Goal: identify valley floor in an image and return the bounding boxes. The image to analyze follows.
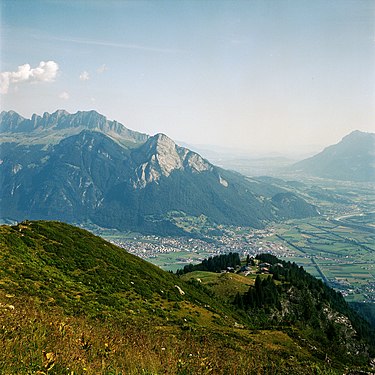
[92,179,375,305]
[95,212,374,305]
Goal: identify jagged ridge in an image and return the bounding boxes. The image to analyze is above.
[0,110,318,233]
[0,109,149,145]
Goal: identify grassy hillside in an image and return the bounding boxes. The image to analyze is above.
[0,221,371,374]
[181,271,255,302]
[180,255,375,369]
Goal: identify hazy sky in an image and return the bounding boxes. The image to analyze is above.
[1,0,374,154]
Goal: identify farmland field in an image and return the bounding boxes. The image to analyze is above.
[266,177,375,303]
[91,178,375,304]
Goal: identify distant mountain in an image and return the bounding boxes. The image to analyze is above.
[293,130,375,182]
[0,110,318,233]
[0,109,148,146]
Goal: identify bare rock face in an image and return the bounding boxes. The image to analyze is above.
[184,152,212,173]
[133,161,161,188]
[132,133,212,188]
[0,109,148,145]
[219,175,229,187]
[153,134,183,176]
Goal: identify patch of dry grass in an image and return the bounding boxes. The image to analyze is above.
[0,292,341,375]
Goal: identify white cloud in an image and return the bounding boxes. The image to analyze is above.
[0,73,11,94]
[59,91,70,100]
[97,64,108,73]
[79,71,90,81]
[0,60,59,94]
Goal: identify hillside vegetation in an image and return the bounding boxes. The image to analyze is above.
[0,221,373,374]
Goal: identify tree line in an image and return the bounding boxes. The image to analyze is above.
[234,253,375,362]
[176,252,241,275]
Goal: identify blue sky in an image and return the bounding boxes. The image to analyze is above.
[1,0,374,154]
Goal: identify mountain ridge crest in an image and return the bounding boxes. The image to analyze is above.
[293,130,375,182]
[0,109,149,145]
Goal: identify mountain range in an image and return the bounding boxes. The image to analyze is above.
[293,130,375,182]
[0,110,317,233]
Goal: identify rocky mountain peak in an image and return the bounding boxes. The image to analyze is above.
[0,110,25,131]
[149,133,176,153]
[131,133,214,189]
[40,109,69,124]
[132,134,183,187]
[40,109,108,131]
[51,109,70,118]
[0,110,23,119]
[0,109,149,145]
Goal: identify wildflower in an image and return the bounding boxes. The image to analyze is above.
[42,350,56,371]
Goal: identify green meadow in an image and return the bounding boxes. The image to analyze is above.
[273,214,375,302]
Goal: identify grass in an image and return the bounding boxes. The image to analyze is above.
[181,271,256,302]
[0,221,366,374]
[0,290,342,375]
[272,216,375,301]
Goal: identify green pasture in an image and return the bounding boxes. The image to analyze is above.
[273,214,375,302]
[151,250,216,272]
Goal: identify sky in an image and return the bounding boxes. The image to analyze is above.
[1,0,374,155]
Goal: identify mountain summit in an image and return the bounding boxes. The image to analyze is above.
[0,110,318,233]
[132,133,213,188]
[0,109,148,145]
[293,130,375,182]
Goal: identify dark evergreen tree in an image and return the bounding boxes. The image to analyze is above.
[176,252,241,275]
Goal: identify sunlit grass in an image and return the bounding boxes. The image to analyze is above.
[0,221,360,374]
[0,292,342,374]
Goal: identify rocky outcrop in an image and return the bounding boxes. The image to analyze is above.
[0,109,149,145]
[132,133,213,188]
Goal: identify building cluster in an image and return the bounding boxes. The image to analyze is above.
[108,224,374,302]
[110,226,296,263]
